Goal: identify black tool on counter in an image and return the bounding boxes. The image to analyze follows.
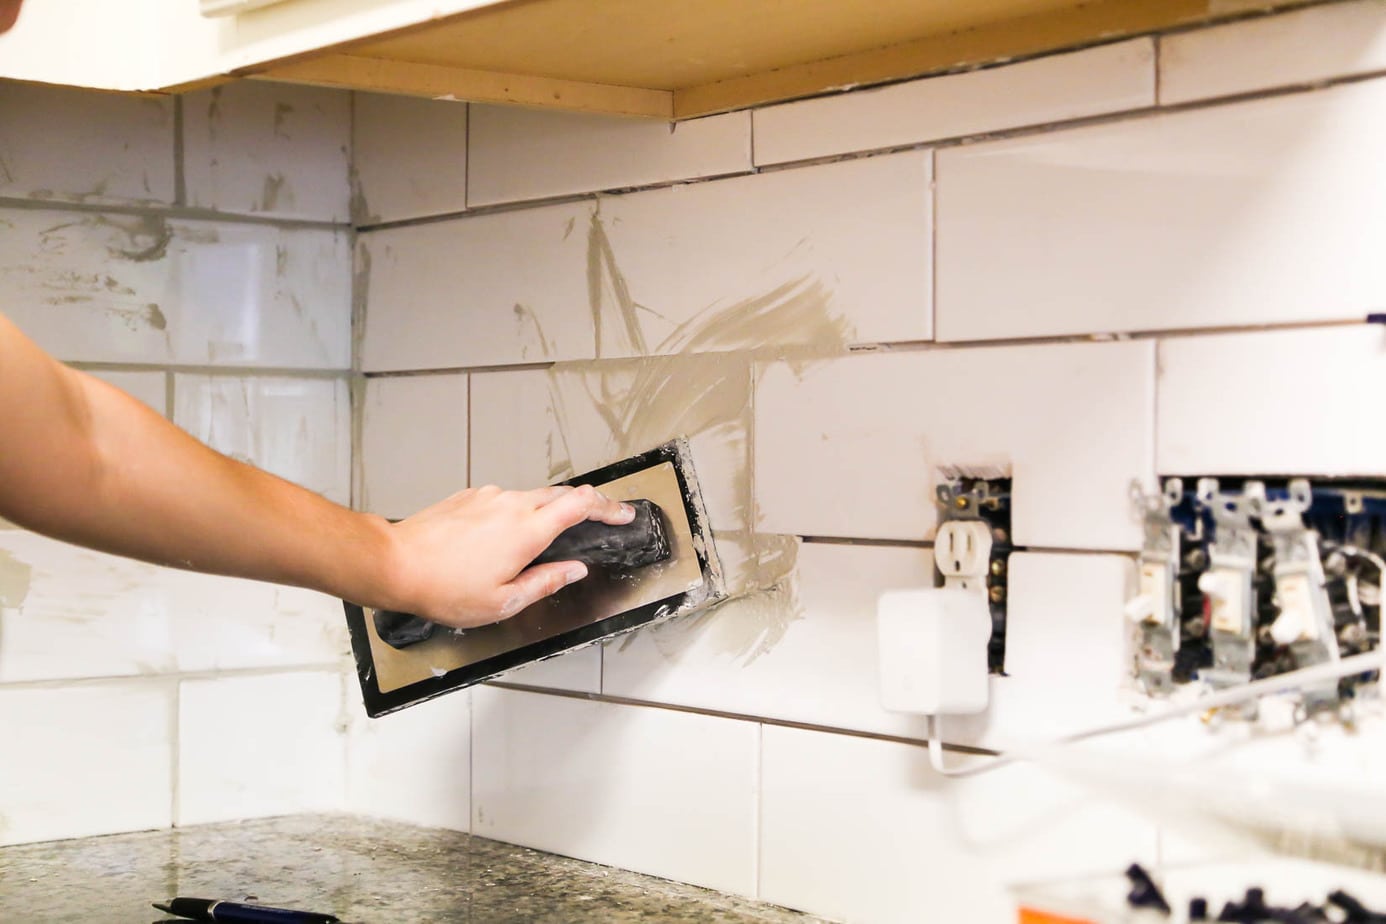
[372,496,671,650]
[1124,863,1172,915]
[153,897,340,923]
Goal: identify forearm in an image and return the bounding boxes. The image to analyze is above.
[0,316,399,607]
[69,373,400,605]
[0,311,633,628]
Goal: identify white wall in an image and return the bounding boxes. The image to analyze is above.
[0,79,354,845]
[351,2,1386,921]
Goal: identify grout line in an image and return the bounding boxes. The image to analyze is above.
[164,370,175,420]
[1153,32,1165,107]
[483,681,998,757]
[0,194,346,232]
[462,102,472,211]
[733,0,1333,116]
[336,670,353,816]
[745,359,760,587]
[357,162,758,234]
[172,95,186,208]
[69,361,350,378]
[349,56,1386,235]
[751,722,764,901]
[860,316,1368,352]
[748,106,758,168]
[799,535,932,549]
[1150,338,1163,489]
[465,372,473,490]
[169,677,182,828]
[929,148,939,341]
[0,664,347,692]
[1012,545,1138,558]
[365,361,556,378]
[356,317,1368,381]
[468,690,479,835]
[798,535,1136,557]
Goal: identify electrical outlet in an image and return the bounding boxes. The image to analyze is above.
[935,476,1013,674]
[935,520,993,585]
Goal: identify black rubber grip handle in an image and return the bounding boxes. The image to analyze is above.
[372,499,669,650]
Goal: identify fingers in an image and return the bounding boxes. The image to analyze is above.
[519,485,572,507]
[497,561,589,618]
[534,484,634,532]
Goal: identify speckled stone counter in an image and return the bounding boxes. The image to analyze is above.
[0,815,827,923]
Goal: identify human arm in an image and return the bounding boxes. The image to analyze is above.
[0,313,632,627]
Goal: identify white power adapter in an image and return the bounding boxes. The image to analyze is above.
[877,587,992,713]
[876,520,994,715]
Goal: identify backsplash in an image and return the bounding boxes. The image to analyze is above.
[353,2,1386,920]
[0,80,353,844]
[2,2,1385,921]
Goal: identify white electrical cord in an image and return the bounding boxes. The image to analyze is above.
[924,648,1386,780]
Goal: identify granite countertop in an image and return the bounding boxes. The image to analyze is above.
[0,815,829,923]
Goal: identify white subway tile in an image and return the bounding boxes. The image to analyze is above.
[86,370,167,416]
[0,530,175,682]
[0,82,174,206]
[173,374,351,505]
[470,358,757,595]
[602,541,932,736]
[759,726,1158,924]
[755,341,1155,549]
[470,357,750,528]
[167,574,348,674]
[360,373,468,519]
[1158,326,1386,476]
[1160,1,1386,105]
[498,647,602,693]
[936,80,1386,341]
[178,672,346,825]
[0,530,347,682]
[352,94,467,224]
[754,39,1154,166]
[949,552,1137,750]
[0,209,350,367]
[603,544,1134,751]
[0,681,172,845]
[363,154,929,370]
[467,368,569,488]
[593,152,932,353]
[468,106,750,206]
[471,687,758,894]
[359,200,596,371]
[346,689,470,830]
[183,82,350,222]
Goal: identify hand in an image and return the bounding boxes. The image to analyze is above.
[383,484,635,629]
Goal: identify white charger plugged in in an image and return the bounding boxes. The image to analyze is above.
[877,586,992,715]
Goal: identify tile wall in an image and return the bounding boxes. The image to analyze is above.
[4,1,1386,921]
[0,81,355,845]
[351,2,1386,921]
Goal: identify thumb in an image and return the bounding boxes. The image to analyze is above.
[497,561,589,618]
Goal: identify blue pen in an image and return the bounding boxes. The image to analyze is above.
[153,897,340,923]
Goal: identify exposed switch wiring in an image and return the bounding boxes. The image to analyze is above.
[924,648,1386,779]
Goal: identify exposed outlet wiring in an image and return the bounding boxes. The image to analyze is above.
[1341,544,1386,585]
[925,648,1386,780]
